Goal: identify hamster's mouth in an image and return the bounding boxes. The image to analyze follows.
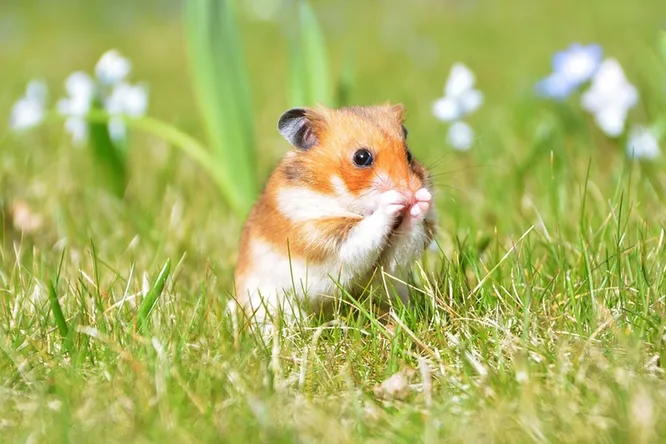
[390,214,404,232]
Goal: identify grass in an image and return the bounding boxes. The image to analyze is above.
[2,0,666,442]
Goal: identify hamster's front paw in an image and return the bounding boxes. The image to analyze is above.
[377,190,408,218]
[408,188,432,220]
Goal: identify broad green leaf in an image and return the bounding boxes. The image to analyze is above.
[335,50,355,107]
[288,0,332,107]
[88,102,127,198]
[184,0,257,217]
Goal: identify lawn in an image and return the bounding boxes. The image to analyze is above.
[2,0,666,442]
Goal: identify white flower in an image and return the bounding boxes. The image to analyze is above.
[95,50,131,85]
[9,79,48,132]
[104,82,149,143]
[57,72,96,146]
[447,121,474,151]
[10,99,45,132]
[105,83,148,117]
[626,126,660,159]
[581,58,638,137]
[445,63,475,97]
[64,117,89,147]
[57,72,94,116]
[55,50,147,147]
[433,63,484,122]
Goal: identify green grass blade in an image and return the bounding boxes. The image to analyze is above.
[184,0,257,217]
[48,280,73,354]
[48,281,69,339]
[136,259,171,334]
[287,0,332,107]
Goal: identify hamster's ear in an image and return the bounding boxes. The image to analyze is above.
[277,108,321,150]
[390,103,405,123]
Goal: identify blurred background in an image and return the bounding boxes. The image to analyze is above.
[1,0,665,273]
[3,0,663,128]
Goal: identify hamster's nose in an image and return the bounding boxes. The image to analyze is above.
[391,177,421,205]
[402,176,423,195]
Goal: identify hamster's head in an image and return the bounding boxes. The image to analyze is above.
[276,104,432,216]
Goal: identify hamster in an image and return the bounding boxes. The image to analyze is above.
[231,104,437,328]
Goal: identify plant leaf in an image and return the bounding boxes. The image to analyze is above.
[129,116,228,191]
[184,0,257,217]
[288,0,332,107]
[88,107,127,198]
[335,49,355,107]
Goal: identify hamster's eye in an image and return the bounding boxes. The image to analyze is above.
[353,148,373,167]
[406,149,413,163]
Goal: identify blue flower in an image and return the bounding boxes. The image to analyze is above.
[536,43,603,100]
[535,73,578,100]
[552,43,602,85]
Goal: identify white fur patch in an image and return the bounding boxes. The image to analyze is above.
[240,238,344,316]
[276,186,357,221]
[330,175,349,196]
